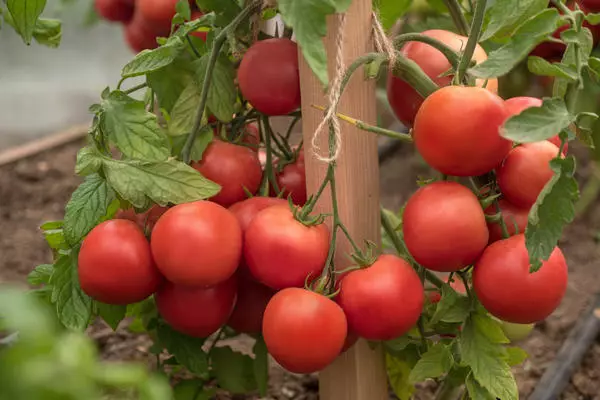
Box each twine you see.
[372,11,397,68]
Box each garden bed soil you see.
[1,139,599,400]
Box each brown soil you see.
[1,138,599,400]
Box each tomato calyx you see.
[306,274,340,299]
[478,192,501,210]
[291,198,328,226]
[347,240,379,268]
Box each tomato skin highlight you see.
[151,201,242,287]
[227,274,275,334]
[95,0,134,23]
[244,205,330,289]
[337,255,424,340]
[473,234,568,324]
[192,140,263,207]
[497,141,560,208]
[262,288,347,374]
[484,199,529,243]
[403,181,489,272]
[78,220,163,305]
[413,86,512,176]
[156,277,237,338]
[386,29,497,127]
[238,38,301,116]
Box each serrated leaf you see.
[33,18,61,48]
[429,284,471,325]
[526,156,579,271]
[459,312,517,400]
[28,264,54,286]
[101,91,170,161]
[43,226,68,251]
[470,9,561,79]
[506,346,528,366]
[386,352,416,400]
[211,346,257,394]
[97,303,127,331]
[102,157,220,208]
[253,336,268,396]
[7,0,46,45]
[408,343,453,383]
[147,56,196,113]
[195,55,236,122]
[466,374,496,400]
[122,36,186,78]
[50,253,93,331]
[63,174,116,246]
[169,81,203,136]
[501,98,575,143]
[527,56,577,80]
[481,0,548,41]
[75,146,102,176]
[374,0,412,31]
[156,324,208,374]
[277,0,352,86]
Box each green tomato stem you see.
[442,0,470,36]
[393,33,462,70]
[123,82,148,95]
[455,0,487,85]
[185,35,201,57]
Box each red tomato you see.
[403,181,489,272]
[240,123,260,150]
[262,288,347,373]
[229,196,288,234]
[137,0,178,26]
[275,159,307,205]
[582,0,600,11]
[337,255,424,340]
[504,97,567,154]
[115,205,169,232]
[151,201,242,286]
[497,141,560,208]
[484,199,530,243]
[192,140,263,207]
[189,11,207,41]
[473,234,568,324]
[156,276,237,337]
[387,29,498,127]
[95,0,134,22]
[124,13,162,53]
[427,277,466,304]
[341,330,359,353]
[238,38,301,116]
[78,220,163,305]
[413,86,512,176]
[244,205,330,289]
[227,275,275,334]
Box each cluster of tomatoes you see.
[387,29,569,327]
[94,0,207,53]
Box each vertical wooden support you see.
[298,1,389,399]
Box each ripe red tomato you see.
[262,288,347,373]
[78,220,163,305]
[387,29,498,127]
[115,205,169,232]
[151,201,242,286]
[413,86,512,176]
[156,276,237,337]
[189,11,207,41]
[244,205,330,289]
[504,97,567,154]
[229,196,288,234]
[484,199,530,243]
[227,274,275,334]
[403,181,489,272]
[275,158,307,205]
[137,0,178,26]
[497,141,560,208]
[95,0,134,23]
[473,234,568,324]
[238,38,301,116]
[581,0,600,11]
[337,255,424,340]
[240,123,260,150]
[192,140,263,207]
[124,13,163,52]
[341,330,359,353]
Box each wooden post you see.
[298,1,389,399]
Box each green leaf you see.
[586,12,600,25]
[102,157,220,208]
[526,156,579,271]
[277,0,352,86]
[101,91,171,161]
[469,8,561,79]
[373,0,412,31]
[175,0,191,21]
[195,55,236,122]
[7,0,46,45]
[501,98,575,143]
[96,303,127,331]
[466,373,496,400]
[481,0,548,41]
[527,56,578,80]
[506,346,528,366]
[459,312,517,400]
[122,36,186,78]
[211,346,258,394]
[157,324,208,375]
[408,343,453,383]
[28,264,54,286]
[32,18,61,48]
[75,146,103,176]
[63,174,116,246]
[386,353,416,400]
[383,336,419,356]
[173,380,215,400]
[169,81,203,136]
[253,336,269,396]
[147,56,196,113]
[429,284,471,325]
[50,253,93,331]
[194,0,240,25]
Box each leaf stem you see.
[442,0,470,36]
[455,0,487,85]
[393,33,462,69]
[181,1,261,163]
[185,35,201,57]
[123,82,148,95]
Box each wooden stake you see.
[298,1,388,399]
